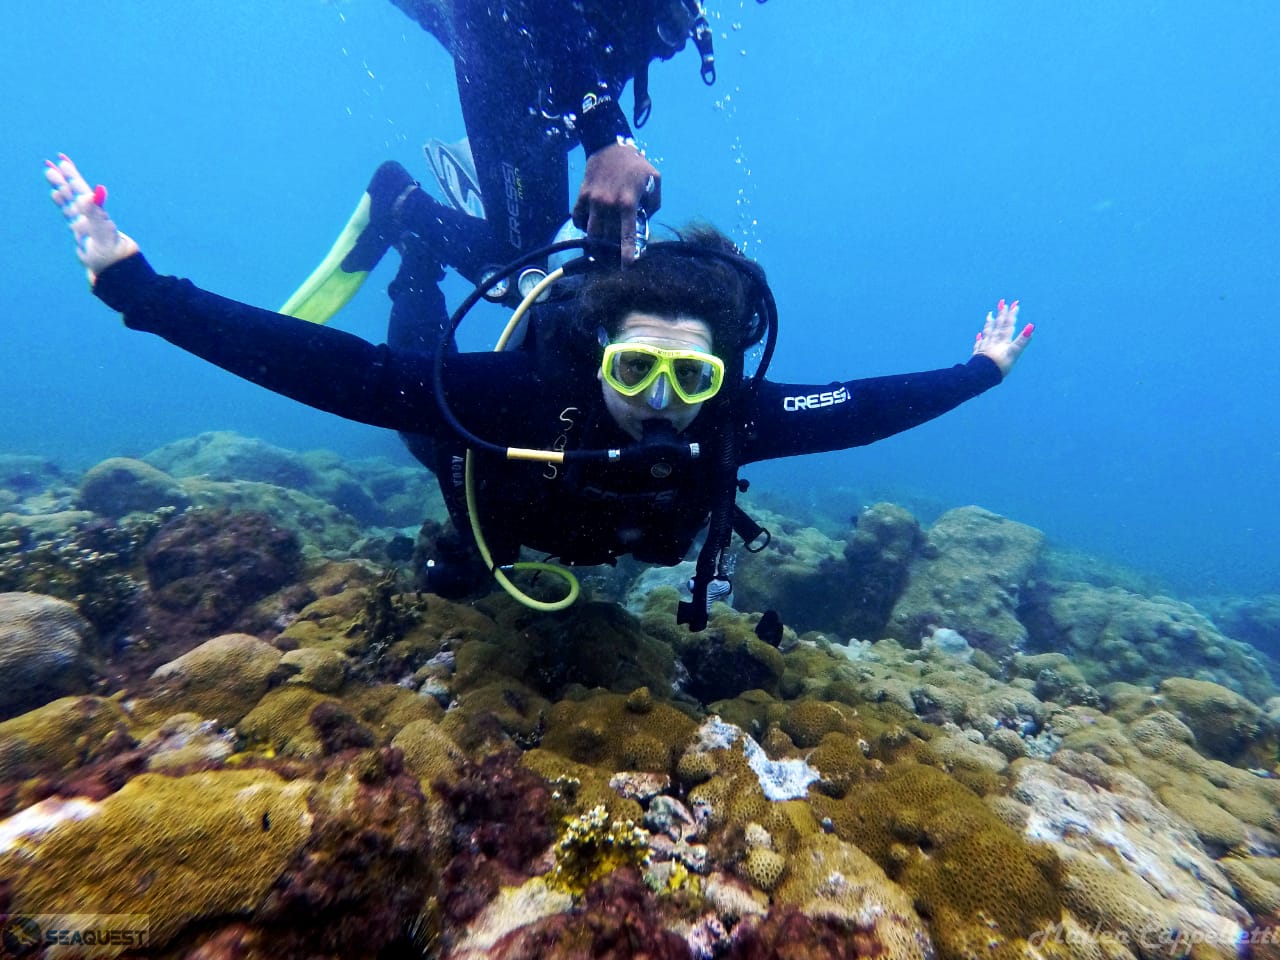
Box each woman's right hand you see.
[46,153,139,285]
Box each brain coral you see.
[141,632,284,727]
[538,691,697,773]
[774,832,934,960]
[2,769,313,947]
[0,591,93,718]
[812,763,1061,960]
[1156,676,1274,764]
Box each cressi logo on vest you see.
[782,386,850,412]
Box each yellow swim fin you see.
[280,161,419,324]
[280,194,373,324]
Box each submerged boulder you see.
[77,456,190,517]
[886,506,1044,659]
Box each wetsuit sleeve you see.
[737,357,1003,463]
[91,253,522,437]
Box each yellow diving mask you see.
[601,342,725,406]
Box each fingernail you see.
[45,159,57,169]
[1022,323,1034,337]
[1012,300,1020,309]
[998,298,1005,312]
[92,184,108,206]
[59,152,70,161]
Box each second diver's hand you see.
[572,140,661,264]
[45,153,139,286]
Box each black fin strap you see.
[633,62,653,128]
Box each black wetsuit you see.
[390,0,702,265]
[94,254,1003,569]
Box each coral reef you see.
[2,433,1279,959]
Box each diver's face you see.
[599,312,715,440]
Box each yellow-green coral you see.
[3,770,313,948]
[547,804,650,895]
[538,691,696,773]
[392,718,465,789]
[742,845,787,892]
[0,695,133,780]
[235,686,336,759]
[780,700,850,748]
[138,633,284,727]
[774,832,934,960]
[812,763,1062,960]
[520,749,642,824]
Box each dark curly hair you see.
[576,223,767,360]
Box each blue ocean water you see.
[4,1,1277,598]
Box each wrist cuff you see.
[576,94,633,156]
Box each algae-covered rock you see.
[145,431,314,488]
[142,633,284,726]
[0,591,94,718]
[138,712,237,771]
[143,508,301,637]
[886,506,1043,659]
[78,456,190,517]
[2,769,314,947]
[1003,756,1247,930]
[1022,583,1276,703]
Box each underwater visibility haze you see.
[4,1,1279,597]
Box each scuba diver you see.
[282,0,748,325]
[46,154,1033,630]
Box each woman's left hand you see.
[973,299,1033,377]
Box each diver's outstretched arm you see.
[45,154,139,285]
[972,299,1034,377]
